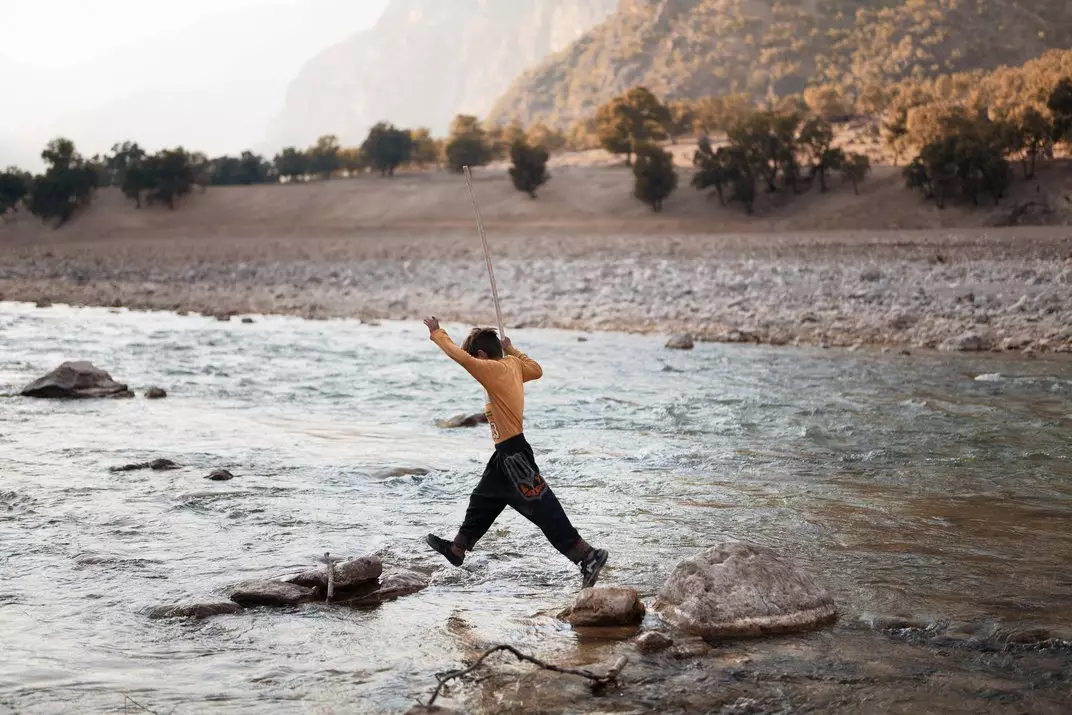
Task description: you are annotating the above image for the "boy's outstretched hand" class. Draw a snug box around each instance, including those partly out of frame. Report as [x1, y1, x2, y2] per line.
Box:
[423, 317, 441, 336]
[501, 336, 513, 352]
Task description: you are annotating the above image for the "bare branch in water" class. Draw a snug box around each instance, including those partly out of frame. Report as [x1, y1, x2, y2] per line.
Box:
[422, 644, 628, 708]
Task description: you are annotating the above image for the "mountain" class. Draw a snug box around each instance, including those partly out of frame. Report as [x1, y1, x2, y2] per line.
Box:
[0, 1, 387, 171]
[266, 0, 620, 149]
[487, 0, 1072, 129]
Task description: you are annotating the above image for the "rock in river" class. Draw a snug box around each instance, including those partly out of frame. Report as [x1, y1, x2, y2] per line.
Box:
[560, 587, 646, 627]
[665, 334, 695, 350]
[228, 580, 314, 607]
[21, 361, 134, 399]
[338, 570, 430, 606]
[205, 469, 235, 481]
[634, 631, 674, 654]
[110, 458, 180, 473]
[940, 332, 991, 352]
[654, 541, 836, 639]
[287, 555, 383, 594]
[149, 602, 243, 620]
[437, 413, 488, 429]
[145, 387, 168, 399]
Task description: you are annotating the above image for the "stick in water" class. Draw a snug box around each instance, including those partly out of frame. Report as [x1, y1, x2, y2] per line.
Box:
[462, 166, 506, 341]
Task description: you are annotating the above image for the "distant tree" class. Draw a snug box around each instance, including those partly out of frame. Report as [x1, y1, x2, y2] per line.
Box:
[29, 138, 98, 226]
[841, 153, 871, 194]
[489, 122, 527, 160]
[208, 151, 273, 186]
[361, 122, 413, 177]
[445, 115, 492, 174]
[339, 147, 366, 176]
[273, 147, 309, 181]
[595, 87, 671, 166]
[106, 141, 146, 187]
[803, 85, 852, 121]
[666, 100, 697, 143]
[120, 162, 153, 208]
[882, 107, 910, 165]
[525, 123, 567, 153]
[308, 134, 341, 178]
[409, 127, 440, 168]
[1011, 107, 1053, 179]
[633, 143, 677, 212]
[727, 112, 782, 192]
[508, 140, 550, 198]
[798, 117, 839, 192]
[1047, 78, 1072, 143]
[0, 167, 31, 215]
[188, 152, 210, 192]
[692, 137, 731, 206]
[145, 148, 196, 209]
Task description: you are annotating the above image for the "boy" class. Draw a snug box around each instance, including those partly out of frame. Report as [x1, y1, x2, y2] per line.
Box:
[423, 317, 608, 589]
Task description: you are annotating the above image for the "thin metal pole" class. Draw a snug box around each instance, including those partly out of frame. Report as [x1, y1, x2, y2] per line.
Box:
[462, 166, 506, 341]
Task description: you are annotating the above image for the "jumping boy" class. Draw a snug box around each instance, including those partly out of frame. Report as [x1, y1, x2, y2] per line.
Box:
[422, 317, 608, 588]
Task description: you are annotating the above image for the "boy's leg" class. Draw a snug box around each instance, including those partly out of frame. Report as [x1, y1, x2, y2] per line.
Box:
[511, 483, 592, 563]
[427, 464, 508, 566]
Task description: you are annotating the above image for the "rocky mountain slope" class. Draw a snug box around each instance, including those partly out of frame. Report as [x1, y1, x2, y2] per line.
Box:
[488, 0, 1072, 128]
[267, 0, 619, 148]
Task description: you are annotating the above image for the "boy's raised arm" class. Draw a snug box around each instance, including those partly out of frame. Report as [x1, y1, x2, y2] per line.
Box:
[502, 337, 543, 382]
[425, 318, 499, 386]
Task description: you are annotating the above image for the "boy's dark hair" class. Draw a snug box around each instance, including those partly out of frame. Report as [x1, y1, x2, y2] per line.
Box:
[461, 327, 503, 359]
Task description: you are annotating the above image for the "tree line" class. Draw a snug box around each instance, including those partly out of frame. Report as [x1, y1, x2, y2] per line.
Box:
[0, 115, 558, 226]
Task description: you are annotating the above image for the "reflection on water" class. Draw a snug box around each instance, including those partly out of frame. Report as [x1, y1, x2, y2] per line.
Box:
[1, 302, 1070, 713]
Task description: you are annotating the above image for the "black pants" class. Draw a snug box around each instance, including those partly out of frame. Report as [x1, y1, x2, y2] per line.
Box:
[453, 434, 586, 562]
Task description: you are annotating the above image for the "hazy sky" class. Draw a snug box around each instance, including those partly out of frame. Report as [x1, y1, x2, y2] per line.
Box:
[0, 0, 390, 169]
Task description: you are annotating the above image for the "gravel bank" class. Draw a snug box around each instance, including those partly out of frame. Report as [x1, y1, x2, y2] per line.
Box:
[2, 227, 1071, 353]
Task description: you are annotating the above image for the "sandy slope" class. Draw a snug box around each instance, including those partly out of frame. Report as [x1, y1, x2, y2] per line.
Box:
[3, 153, 1071, 246]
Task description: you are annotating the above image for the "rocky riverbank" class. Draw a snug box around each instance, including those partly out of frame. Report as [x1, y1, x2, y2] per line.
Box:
[2, 226, 1071, 353]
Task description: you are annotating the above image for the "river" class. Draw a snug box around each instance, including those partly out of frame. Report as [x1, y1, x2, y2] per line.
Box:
[1, 302, 1070, 713]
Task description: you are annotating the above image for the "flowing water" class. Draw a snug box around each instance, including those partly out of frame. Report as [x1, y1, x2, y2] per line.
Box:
[1, 302, 1070, 714]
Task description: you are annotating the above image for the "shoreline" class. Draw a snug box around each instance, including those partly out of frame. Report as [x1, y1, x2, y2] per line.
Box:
[3, 225, 1071, 355]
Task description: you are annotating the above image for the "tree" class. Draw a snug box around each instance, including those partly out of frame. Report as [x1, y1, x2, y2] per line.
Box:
[0, 167, 31, 215]
[29, 138, 97, 226]
[308, 135, 341, 178]
[727, 112, 781, 192]
[1047, 78, 1072, 143]
[798, 118, 838, 192]
[594, 87, 671, 166]
[508, 140, 550, 198]
[142, 149, 195, 208]
[632, 144, 677, 213]
[362, 123, 413, 177]
[692, 137, 730, 206]
[804, 85, 852, 121]
[106, 141, 146, 187]
[274, 147, 309, 181]
[409, 128, 440, 168]
[339, 147, 366, 176]
[1011, 108, 1053, 179]
[208, 152, 272, 186]
[489, 122, 526, 160]
[841, 153, 871, 195]
[445, 115, 491, 174]
[526, 123, 567, 153]
[120, 161, 153, 208]
[882, 107, 910, 165]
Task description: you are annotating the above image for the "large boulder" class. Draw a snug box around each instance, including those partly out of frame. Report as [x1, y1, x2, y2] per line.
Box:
[287, 555, 384, 595]
[654, 542, 836, 639]
[339, 569, 429, 606]
[21, 361, 133, 399]
[559, 587, 645, 627]
[940, 332, 991, 352]
[665, 334, 695, 350]
[228, 580, 315, 607]
[110, 458, 180, 473]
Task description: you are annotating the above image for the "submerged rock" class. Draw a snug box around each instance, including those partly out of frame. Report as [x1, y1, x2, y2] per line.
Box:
[560, 587, 645, 627]
[654, 541, 836, 639]
[149, 602, 243, 620]
[110, 458, 180, 473]
[287, 555, 383, 594]
[228, 580, 314, 607]
[205, 469, 235, 481]
[21, 361, 134, 399]
[665, 334, 694, 350]
[438, 413, 488, 429]
[145, 387, 168, 399]
[634, 631, 674, 654]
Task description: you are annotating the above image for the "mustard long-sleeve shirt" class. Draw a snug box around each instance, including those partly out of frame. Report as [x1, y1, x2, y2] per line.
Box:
[430, 328, 543, 444]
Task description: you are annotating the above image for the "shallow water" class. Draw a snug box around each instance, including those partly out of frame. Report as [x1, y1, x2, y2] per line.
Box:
[1, 302, 1070, 714]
